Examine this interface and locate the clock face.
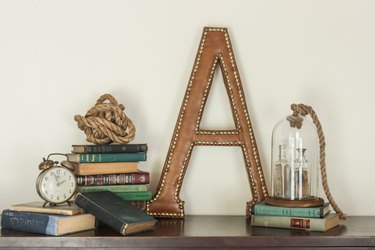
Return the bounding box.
[36,166,77,204]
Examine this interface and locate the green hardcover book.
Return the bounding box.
[72,144,148,154]
[67,152,146,163]
[251,213,340,232]
[114,191,153,201]
[75,191,157,235]
[77,184,148,193]
[253,201,330,218]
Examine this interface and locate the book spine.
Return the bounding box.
[76,172,150,186]
[251,215,325,231]
[75,193,124,235]
[253,205,324,218]
[79,152,146,163]
[114,191,153,201]
[80,144,148,154]
[73,162,139,175]
[78,184,148,193]
[1,210,59,236]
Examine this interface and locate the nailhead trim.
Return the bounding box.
[194,54,241,134]
[147,27,268,217]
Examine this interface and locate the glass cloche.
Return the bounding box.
[266,113,323,207]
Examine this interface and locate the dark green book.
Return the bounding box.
[72,144,148,154]
[253,201,330,218]
[67,152,146,163]
[75,191,157,235]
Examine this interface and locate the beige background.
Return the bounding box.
[0,0,374,215]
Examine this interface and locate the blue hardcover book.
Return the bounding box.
[1,210,95,236]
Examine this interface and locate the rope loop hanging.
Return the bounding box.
[74,94,136,144]
[287,103,347,220]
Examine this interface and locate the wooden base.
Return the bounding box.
[265,196,324,208]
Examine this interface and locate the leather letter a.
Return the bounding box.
[147,27,268,218]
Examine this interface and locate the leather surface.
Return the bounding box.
[147,27,268,218]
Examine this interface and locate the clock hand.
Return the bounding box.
[57,180,66,186]
[53,172,59,183]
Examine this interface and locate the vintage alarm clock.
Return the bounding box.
[36,153,77,207]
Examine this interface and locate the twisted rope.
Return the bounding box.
[74,94,135,144]
[287,104,347,220]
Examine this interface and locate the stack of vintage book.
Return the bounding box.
[68,143,151,211]
[1,202,96,236]
[251,201,340,232]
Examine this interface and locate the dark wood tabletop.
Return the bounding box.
[1,215,375,249]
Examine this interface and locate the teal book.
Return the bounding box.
[75,191,157,235]
[1,210,95,236]
[67,152,146,163]
[77,184,148,193]
[114,191,153,201]
[253,201,330,218]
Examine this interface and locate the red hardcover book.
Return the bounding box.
[76,171,150,186]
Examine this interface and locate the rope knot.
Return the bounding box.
[286,104,312,129]
[74,94,136,144]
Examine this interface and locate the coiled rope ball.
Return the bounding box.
[74,94,136,144]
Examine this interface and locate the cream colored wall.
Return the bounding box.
[0,0,374,215]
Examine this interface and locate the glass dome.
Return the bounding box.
[270,115,319,203]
